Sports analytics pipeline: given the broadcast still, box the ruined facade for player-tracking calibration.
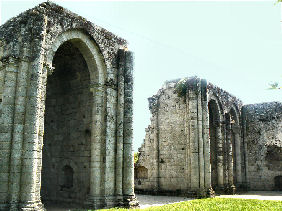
[242,102,282,191]
[0,2,136,210]
[135,77,282,196]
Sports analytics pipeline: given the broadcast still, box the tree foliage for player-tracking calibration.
[175,78,188,97]
[134,152,139,164]
[268,81,281,90]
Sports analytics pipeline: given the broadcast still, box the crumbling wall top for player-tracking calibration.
[148,76,243,115]
[207,82,243,114]
[243,101,282,122]
[148,79,181,113]
[0,1,128,67]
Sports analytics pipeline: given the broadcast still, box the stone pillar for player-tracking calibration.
[8,60,29,208]
[222,123,228,188]
[201,80,211,190]
[216,122,224,189]
[115,50,125,201]
[226,119,234,186]
[105,81,117,207]
[197,81,205,190]
[152,112,159,192]
[0,61,17,209]
[36,66,48,205]
[187,78,199,191]
[0,54,5,98]
[233,125,242,185]
[241,107,249,189]
[147,95,159,192]
[20,58,45,210]
[88,84,104,208]
[186,78,212,195]
[184,96,191,191]
[122,51,135,198]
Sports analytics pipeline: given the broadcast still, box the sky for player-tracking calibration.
[1,0,281,152]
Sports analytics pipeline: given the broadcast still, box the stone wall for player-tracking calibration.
[158,84,187,192]
[0,2,137,210]
[136,77,242,195]
[136,77,281,195]
[242,102,282,191]
[135,77,256,196]
[135,81,187,194]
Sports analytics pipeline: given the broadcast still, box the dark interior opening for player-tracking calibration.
[62,165,74,190]
[135,166,149,179]
[230,109,238,185]
[274,176,282,191]
[41,41,92,206]
[208,100,220,189]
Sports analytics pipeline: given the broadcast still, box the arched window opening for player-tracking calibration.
[62,165,74,189]
[41,39,92,204]
[274,176,282,191]
[208,99,221,189]
[230,107,242,186]
[135,166,148,179]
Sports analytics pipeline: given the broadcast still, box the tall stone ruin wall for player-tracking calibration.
[0,2,137,210]
[136,80,187,194]
[135,77,244,195]
[135,76,281,195]
[242,102,282,190]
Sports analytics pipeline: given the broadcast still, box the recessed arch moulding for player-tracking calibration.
[0,2,137,210]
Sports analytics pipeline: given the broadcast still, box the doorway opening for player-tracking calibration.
[41,41,92,206]
[208,99,220,189]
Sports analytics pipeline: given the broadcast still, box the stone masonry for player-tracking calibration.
[0,2,137,210]
[135,77,282,196]
[242,102,282,191]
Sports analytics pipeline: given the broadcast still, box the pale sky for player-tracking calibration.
[1,0,281,152]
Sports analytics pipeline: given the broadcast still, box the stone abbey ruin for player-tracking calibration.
[135,77,282,196]
[0,1,281,211]
[0,2,137,210]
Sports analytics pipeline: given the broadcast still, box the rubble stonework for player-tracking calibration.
[242,102,282,191]
[0,2,137,210]
[135,77,282,196]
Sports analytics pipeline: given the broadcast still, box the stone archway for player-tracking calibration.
[40,30,107,209]
[0,2,137,209]
[41,40,92,206]
[229,107,242,187]
[208,99,224,190]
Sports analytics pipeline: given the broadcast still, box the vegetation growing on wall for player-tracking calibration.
[134,152,139,164]
[268,81,281,90]
[175,78,188,97]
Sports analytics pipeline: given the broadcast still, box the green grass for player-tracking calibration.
[97,198,282,211]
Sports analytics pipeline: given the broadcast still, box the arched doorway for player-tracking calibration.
[230,107,241,187]
[208,99,223,190]
[41,40,92,206]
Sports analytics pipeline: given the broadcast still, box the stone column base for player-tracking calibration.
[85,195,139,209]
[225,184,236,195]
[123,195,139,208]
[84,196,105,210]
[195,187,215,198]
[104,196,118,208]
[0,201,45,211]
[18,201,45,211]
[214,186,225,195]
[115,195,124,207]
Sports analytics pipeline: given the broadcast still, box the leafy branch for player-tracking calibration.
[268,81,282,90]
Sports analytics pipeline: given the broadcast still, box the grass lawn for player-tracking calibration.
[97,198,282,211]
